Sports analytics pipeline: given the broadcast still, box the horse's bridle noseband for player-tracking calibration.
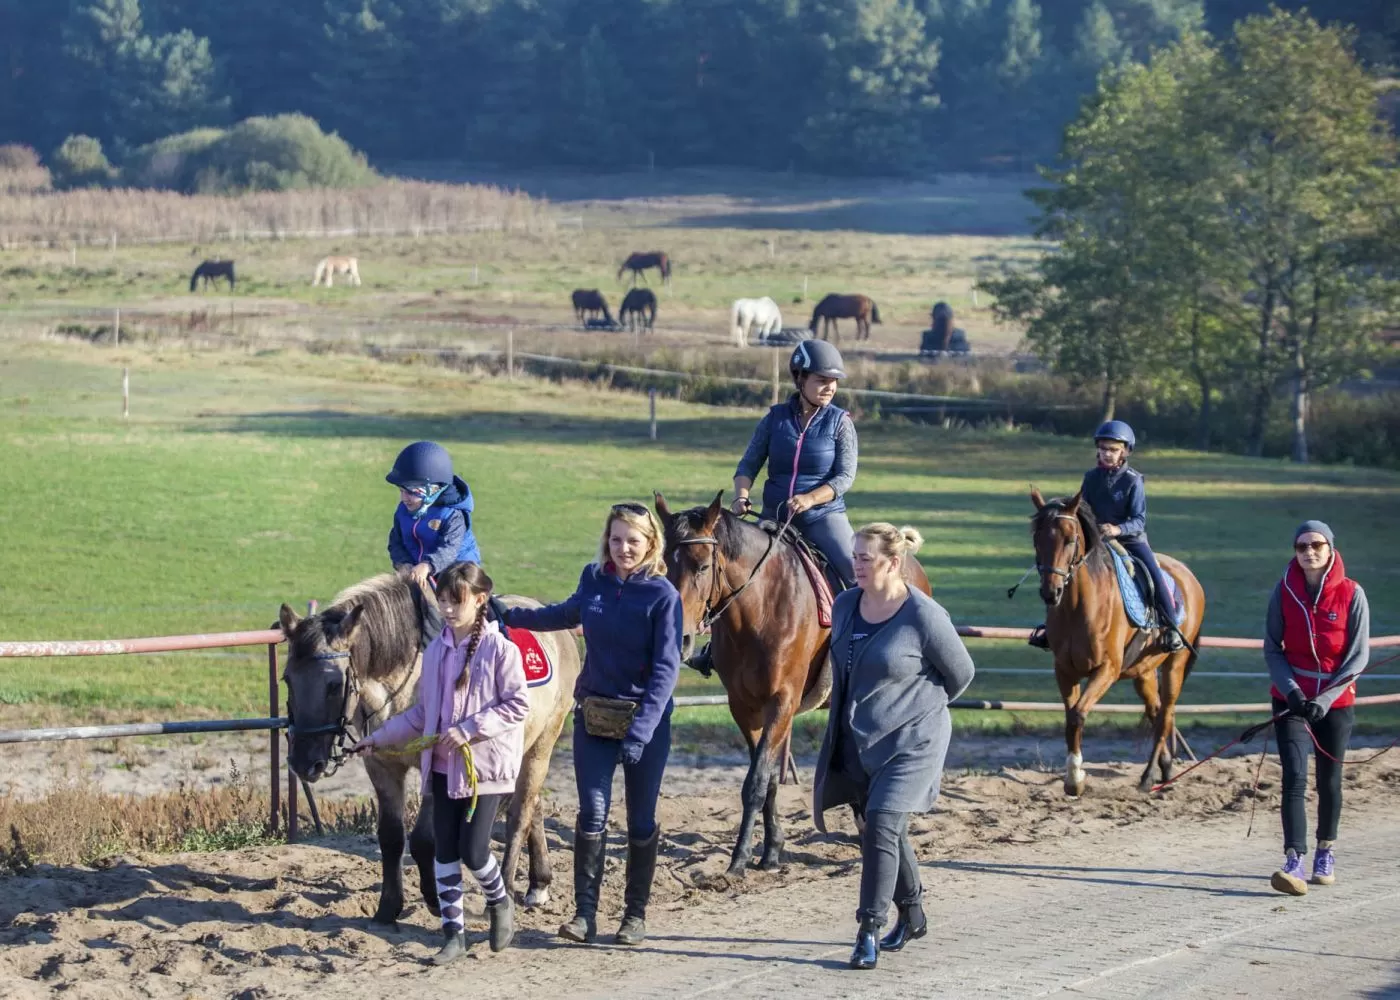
[672,522,779,631]
[1036,512,1088,589]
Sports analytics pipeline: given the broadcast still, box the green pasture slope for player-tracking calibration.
[1,340,1397,734]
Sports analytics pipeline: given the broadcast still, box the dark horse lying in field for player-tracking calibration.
[657,492,930,874]
[809,293,879,343]
[618,251,672,287]
[278,573,581,922]
[190,259,235,292]
[572,288,613,325]
[619,288,657,332]
[1030,490,1204,796]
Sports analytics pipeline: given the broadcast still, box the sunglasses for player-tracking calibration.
[1294,540,1329,554]
[611,501,650,517]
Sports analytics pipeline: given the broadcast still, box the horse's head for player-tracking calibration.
[1030,488,1089,607]
[655,490,725,659]
[278,602,365,782]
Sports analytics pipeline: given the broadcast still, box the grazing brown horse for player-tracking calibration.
[618,251,672,287]
[1029,490,1205,796]
[189,259,235,292]
[809,293,880,343]
[278,573,581,922]
[656,492,930,874]
[571,288,613,325]
[619,288,657,332]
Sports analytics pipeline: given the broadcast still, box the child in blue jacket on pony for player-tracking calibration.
[1029,421,1185,653]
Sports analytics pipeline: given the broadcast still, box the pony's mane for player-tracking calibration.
[289,572,419,680]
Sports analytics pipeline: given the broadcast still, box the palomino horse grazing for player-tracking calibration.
[730,297,783,347]
[656,492,930,874]
[312,256,361,287]
[618,251,672,287]
[278,573,581,922]
[189,259,235,292]
[619,288,657,332]
[1029,490,1204,796]
[571,289,613,325]
[809,293,880,343]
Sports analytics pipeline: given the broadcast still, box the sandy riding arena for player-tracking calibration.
[2,733,1399,999]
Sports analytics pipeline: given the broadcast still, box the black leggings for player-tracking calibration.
[430,770,504,868]
[1272,699,1355,854]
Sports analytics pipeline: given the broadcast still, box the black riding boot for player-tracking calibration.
[615,829,661,946]
[431,927,469,966]
[685,642,714,678]
[1027,624,1050,650]
[558,825,605,944]
[1158,626,1185,653]
[879,902,928,951]
[849,917,880,970]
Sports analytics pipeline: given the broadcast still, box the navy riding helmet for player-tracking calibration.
[790,339,847,381]
[386,441,454,488]
[1094,420,1136,452]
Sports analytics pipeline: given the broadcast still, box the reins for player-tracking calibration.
[286,645,415,777]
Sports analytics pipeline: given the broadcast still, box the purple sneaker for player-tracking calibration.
[1310,848,1336,886]
[1271,852,1309,896]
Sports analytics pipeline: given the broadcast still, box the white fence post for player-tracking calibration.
[122,367,129,418]
[649,388,657,441]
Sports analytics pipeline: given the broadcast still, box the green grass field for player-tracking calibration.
[1,337,1396,735]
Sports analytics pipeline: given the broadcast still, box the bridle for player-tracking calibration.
[671,511,792,631]
[1036,512,1089,590]
[285,646,411,777]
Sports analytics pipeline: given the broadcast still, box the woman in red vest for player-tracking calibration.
[1264,520,1371,896]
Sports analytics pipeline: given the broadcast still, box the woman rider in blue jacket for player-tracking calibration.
[502,502,682,947]
[689,339,858,676]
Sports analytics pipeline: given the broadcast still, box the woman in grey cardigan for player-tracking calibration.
[813,523,975,971]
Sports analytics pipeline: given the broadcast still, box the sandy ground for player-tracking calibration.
[2,731,1399,998]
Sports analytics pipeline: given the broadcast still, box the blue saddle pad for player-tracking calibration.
[1109,546,1182,629]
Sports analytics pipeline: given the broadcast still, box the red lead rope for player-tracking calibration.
[1150,648,1400,793]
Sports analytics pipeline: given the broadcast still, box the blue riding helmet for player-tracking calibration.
[1093,420,1136,452]
[789,340,847,380]
[386,441,454,489]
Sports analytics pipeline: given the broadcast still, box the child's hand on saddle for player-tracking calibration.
[409,562,432,587]
[440,726,470,750]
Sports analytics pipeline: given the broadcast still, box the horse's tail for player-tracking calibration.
[312,260,325,285]
[189,267,200,292]
[871,302,882,324]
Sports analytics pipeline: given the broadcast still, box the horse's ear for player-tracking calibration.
[702,491,723,530]
[278,603,302,635]
[1065,490,1082,515]
[333,604,365,646]
[653,491,672,525]
[1030,488,1046,511]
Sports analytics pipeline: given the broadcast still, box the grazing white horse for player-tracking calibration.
[312,256,361,287]
[730,297,783,347]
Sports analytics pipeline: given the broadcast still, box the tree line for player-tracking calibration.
[1,0,1395,175]
[982,9,1400,464]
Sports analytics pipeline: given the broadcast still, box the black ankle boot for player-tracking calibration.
[558,825,605,944]
[879,903,927,951]
[849,918,879,970]
[1027,624,1050,650]
[616,829,660,946]
[1159,625,1185,652]
[685,642,714,678]
[487,896,515,952]
[431,927,469,965]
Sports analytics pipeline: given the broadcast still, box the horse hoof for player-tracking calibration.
[726,860,751,878]
[372,907,403,926]
[759,855,782,872]
[1064,779,1086,797]
[523,887,550,909]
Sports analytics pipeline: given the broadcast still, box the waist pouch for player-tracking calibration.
[580,696,638,740]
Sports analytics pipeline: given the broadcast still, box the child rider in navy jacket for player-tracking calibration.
[503,501,682,949]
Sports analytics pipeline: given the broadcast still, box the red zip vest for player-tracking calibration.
[1271,550,1358,708]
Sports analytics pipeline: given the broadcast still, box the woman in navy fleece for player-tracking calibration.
[502,501,682,948]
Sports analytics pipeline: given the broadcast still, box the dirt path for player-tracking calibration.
[2,743,1398,999]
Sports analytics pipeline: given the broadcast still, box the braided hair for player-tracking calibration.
[437,561,495,692]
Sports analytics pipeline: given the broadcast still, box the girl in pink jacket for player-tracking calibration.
[352,562,528,964]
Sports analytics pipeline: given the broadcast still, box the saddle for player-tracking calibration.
[1106,540,1182,631]
[758,519,837,628]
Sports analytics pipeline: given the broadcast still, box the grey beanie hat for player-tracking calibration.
[1294,520,1335,545]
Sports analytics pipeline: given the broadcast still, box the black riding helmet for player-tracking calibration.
[789,339,847,381]
[386,440,454,488]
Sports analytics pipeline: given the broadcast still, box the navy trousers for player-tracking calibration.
[573,704,672,840]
